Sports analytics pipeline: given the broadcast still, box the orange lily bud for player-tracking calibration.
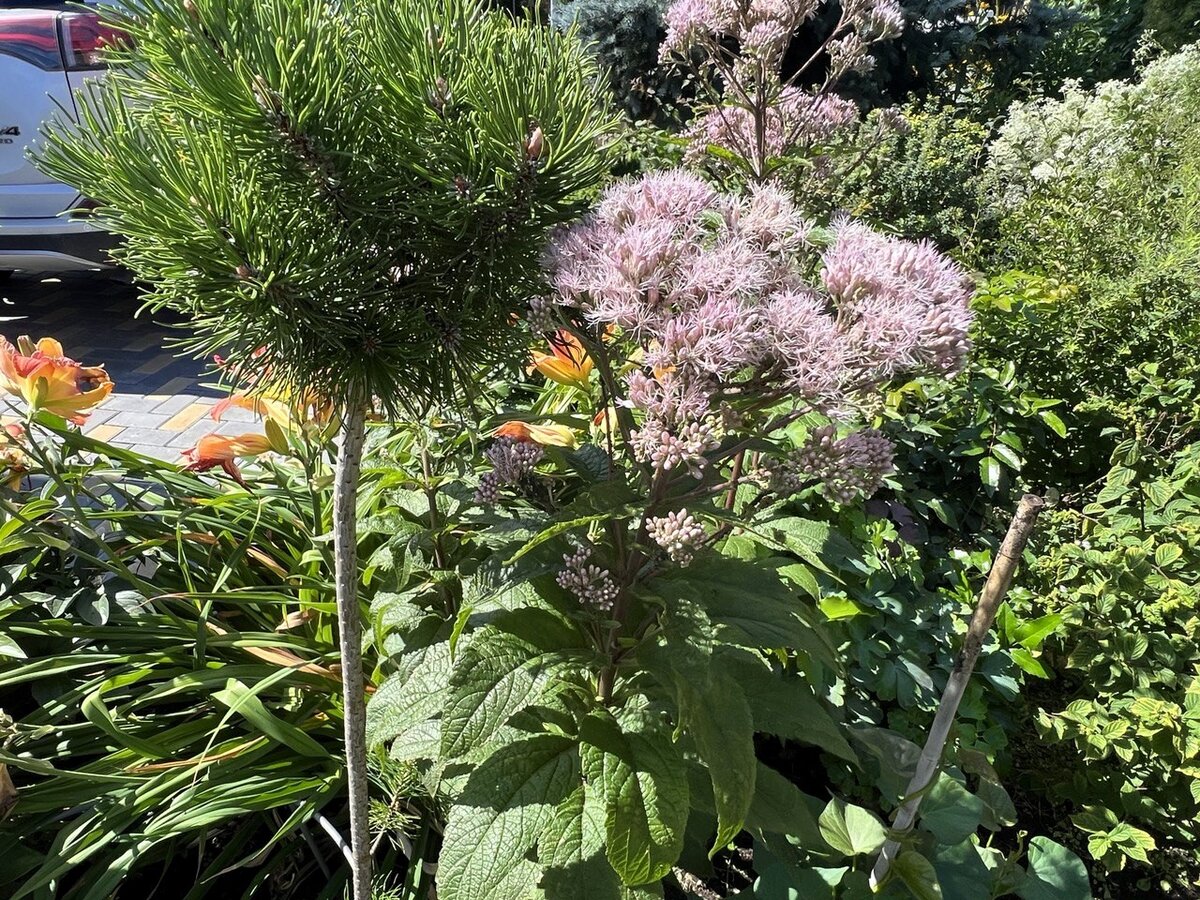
[0,423,28,490]
[0,336,113,424]
[181,432,272,488]
[529,331,592,389]
[492,420,578,448]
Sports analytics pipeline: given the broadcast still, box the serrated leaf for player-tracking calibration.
[366,642,452,751]
[719,649,856,763]
[580,710,689,886]
[745,763,826,849]
[438,734,579,900]
[681,671,756,854]
[441,628,578,760]
[817,798,886,856]
[538,787,621,900]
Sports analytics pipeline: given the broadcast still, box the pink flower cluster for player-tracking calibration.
[684,90,860,166]
[661,0,824,63]
[545,172,971,478]
[557,546,619,613]
[661,0,903,69]
[646,509,707,565]
[777,423,895,503]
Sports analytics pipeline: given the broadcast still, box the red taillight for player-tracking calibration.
[60,11,131,71]
[0,12,62,71]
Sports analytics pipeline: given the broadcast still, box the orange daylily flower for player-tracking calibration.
[0,424,29,490]
[212,389,338,450]
[529,331,593,389]
[0,336,113,424]
[181,432,272,488]
[492,420,578,448]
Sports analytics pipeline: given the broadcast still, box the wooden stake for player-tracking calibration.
[870,494,1046,890]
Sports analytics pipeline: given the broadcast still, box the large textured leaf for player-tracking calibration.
[438,734,580,900]
[538,787,621,900]
[660,558,834,664]
[678,670,755,854]
[440,627,577,760]
[648,596,755,854]
[719,648,856,762]
[745,763,827,849]
[365,641,451,752]
[580,710,689,886]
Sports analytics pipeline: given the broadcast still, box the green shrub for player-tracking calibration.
[818,101,990,251]
[1007,436,1200,892]
[976,48,1200,459]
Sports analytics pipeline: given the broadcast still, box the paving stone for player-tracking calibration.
[107,411,172,430]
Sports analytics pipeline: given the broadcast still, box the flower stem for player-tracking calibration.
[333,403,371,900]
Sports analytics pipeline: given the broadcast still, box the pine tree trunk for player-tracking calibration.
[334,404,372,900]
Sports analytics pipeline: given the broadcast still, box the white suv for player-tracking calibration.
[0,1,122,278]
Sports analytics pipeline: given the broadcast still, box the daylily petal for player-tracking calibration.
[492,420,578,448]
[0,336,113,423]
[529,331,593,389]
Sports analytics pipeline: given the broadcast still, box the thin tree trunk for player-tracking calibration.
[870,494,1046,889]
[334,404,371,900]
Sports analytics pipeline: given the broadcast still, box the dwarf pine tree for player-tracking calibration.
[37,1,613,896]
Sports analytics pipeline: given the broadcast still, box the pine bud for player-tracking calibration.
[235,264,254,280]
[182,0,198,19]
[524,126,545,162]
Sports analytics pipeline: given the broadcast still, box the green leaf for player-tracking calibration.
[980,457,1002,489]
[1040,410,1068,438]
[992,444,1022,471]
[745,763,827,849]
[933,840,995,900]
[366,642,452,754]
[212,679,327,758]
[661,558,836,666]
[538,787,621,900]
[817,798,886,856]
[1016,837,1092,900]
[920,775,984,845]
[441,628,578,760]
[1154,543,1183,567]
[894,850,943,900]
[1011,648,1050,679]
[438,734,580,900]
[580,710,689,886]
[818,596,862,620]
[681,671,756,855]
[719,649,856,763]
[504,514,620,565]
[1013,613,1064,650]
[0,633,26,659]
[649,603,755,856]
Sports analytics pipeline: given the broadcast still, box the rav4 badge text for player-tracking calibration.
[0,126,19,145]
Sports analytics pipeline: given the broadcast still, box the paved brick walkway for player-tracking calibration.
[1,271,259,459]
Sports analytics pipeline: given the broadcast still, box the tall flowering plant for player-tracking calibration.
[366,170,974,895]
[660,0,909,191]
